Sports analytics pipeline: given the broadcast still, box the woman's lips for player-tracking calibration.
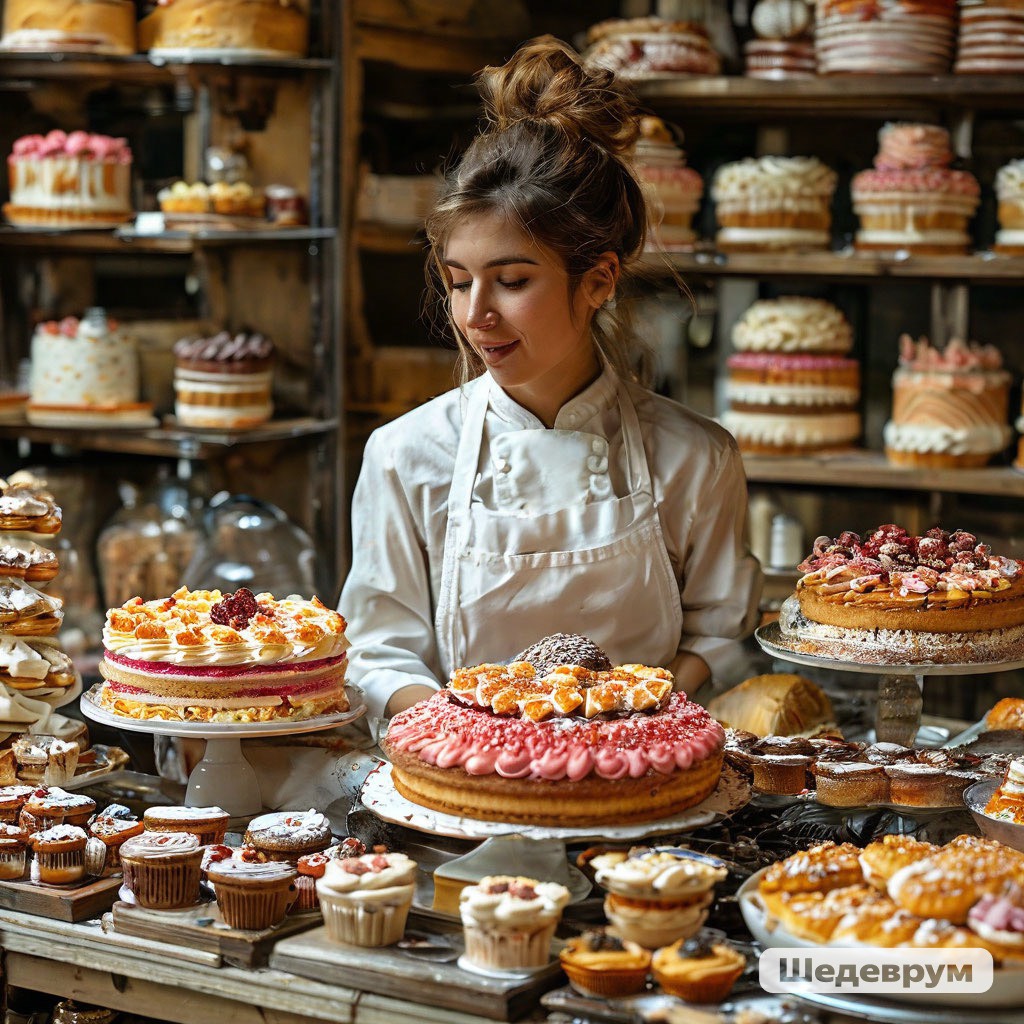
[480,339,519,364]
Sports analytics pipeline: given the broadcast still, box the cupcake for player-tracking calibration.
[30,824,88,884]
[630,117,703,250]
[173,330,275,429]
[143,805,229,845]
[20,787,96,832]
[0,785,36,824]
[317,851,417,947]
[460,875,570,971]
[852,124,979,255]
[0,823,29,879]
[559,929,652,997]
[88,815,144,874]
[592,848,727,949]
[712,156,837,252]
[812,762,888,807]
[652,934,746,1002]
[243,809,332,865]
[295,850,330,911]
[119,831,203,910]
[995,159,1024,255]
[206,859,298,930]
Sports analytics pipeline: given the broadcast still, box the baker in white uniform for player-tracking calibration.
[341,38,762,734]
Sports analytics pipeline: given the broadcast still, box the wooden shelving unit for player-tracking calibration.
[0,226,335,254]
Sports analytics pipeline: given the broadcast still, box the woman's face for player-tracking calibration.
[444,212,610,422]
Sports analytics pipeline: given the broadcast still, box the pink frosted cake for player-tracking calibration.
[852,124,980,254]
[98,586,350,723]
[631,117,703,249]
[5,131,132,228]
[383,660,724,827]
[884,335,1011,468]
[722,297,860,455]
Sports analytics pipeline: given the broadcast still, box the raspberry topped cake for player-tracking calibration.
[98,586,349,722]
[383,637,725,827]
[778,524,1024,664]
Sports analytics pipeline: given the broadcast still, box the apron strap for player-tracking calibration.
[448,375,491,519]
[616,380,654,498]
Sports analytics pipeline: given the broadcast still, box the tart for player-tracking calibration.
[652,934,746,1002]
[559,930,651,997]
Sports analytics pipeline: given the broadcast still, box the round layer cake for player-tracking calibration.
[98,586,349,722]
[138,0,309,56]
[383,659,724,827]
[778,524,1024,664]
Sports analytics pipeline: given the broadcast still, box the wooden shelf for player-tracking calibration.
[0,226,336,255]
[634,74,1024,116]
[641,249,1024,283]
[0,417,337,458]
[0,52,332,85]
[353,25,512,74]
[744,451,1024,498]
[355,223,426,254]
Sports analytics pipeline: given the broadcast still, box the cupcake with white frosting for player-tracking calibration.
[459,874,570,971]
[317,851,417,947]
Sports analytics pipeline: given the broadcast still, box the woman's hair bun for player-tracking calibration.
[476,35,640,157]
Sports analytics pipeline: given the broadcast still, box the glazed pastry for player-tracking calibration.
[0,489,61,534]
[774,884,888,943]
[20,788,96,831]
[0,538,59,583]
[459,874,569,970]
[859,835,936,889]
[0,579,63,635]
[759,841,863,917]
[144,805,229,845]
[830,901,923,946]
[317,852,417,947]
[0,785,36,824]
[652,934,746,1003]
[559,929,651,997]
[0,638,77,693]
[243,809,332,864]
[986,698,1024,732]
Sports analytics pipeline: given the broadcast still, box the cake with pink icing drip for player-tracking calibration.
[852,124,980,254]
[383,656,724,827]
[4,131,133,228]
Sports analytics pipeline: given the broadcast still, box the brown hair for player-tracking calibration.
[424,36,655,385]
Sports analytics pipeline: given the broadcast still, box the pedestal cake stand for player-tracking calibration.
[81,684,366,816]
[756,621,1024,745]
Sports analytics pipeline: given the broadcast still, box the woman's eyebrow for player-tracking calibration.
[443,256,540,270]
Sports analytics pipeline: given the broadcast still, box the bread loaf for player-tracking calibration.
[708,673,834,737]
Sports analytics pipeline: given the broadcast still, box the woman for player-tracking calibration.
[341,37,762,732]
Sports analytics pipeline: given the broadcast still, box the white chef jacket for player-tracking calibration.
[341,365,763,730]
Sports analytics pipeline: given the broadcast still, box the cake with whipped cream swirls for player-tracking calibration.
[995,159,1024,255]
[173,330,275,429]
[28,308,157,428]
[383,637,725,827]
[852,124,980,254]
[98,586,349,722]
[712,156,837,252]
[884,335,1011,468]
[722,297,860,455]
[0,0,136,54]
[630,117,703,250]
[5,131,132,228]
[138,0,309,56]
[778,524,1024,664]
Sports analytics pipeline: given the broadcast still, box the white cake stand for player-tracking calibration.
[80,684,366,816]
[756,621,1024,744]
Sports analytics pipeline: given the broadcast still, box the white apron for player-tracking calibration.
[434,372,684,676]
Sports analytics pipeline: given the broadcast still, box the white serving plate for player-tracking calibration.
[360,760,750,842]
[738,867,1024,1009]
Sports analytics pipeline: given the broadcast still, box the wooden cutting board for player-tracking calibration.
[111,900,323,968]
[269,919,563,1021]
[0,876,122,922]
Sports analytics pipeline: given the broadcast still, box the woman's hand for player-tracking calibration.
[667,650,711,695]
[384,683,438,718]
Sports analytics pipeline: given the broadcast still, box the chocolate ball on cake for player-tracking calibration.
[512,633,612,674]
[173,330,276,429]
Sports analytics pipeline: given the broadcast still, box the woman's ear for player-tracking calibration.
[581,252,621,310]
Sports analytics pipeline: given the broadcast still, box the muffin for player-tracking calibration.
[173,330,275,429]
[243,809,332,865]
[812,762,888,807]
[295,850,331,911]
[317,852,417,947]
[885,763,947,807]
[30,824,88,885]
[0,785,37,824]
[206,860,298,930]
[144,805,229,845]
[0,823,29,879]
[460,875,570,971]
[20,788,96,831]
[592,848,727,949]
[88,815,144,874]
[119,831,203,910]
[652,934,746,1002]
[559,929,652,997]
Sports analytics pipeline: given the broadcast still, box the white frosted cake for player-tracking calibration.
[27,309,156,428]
